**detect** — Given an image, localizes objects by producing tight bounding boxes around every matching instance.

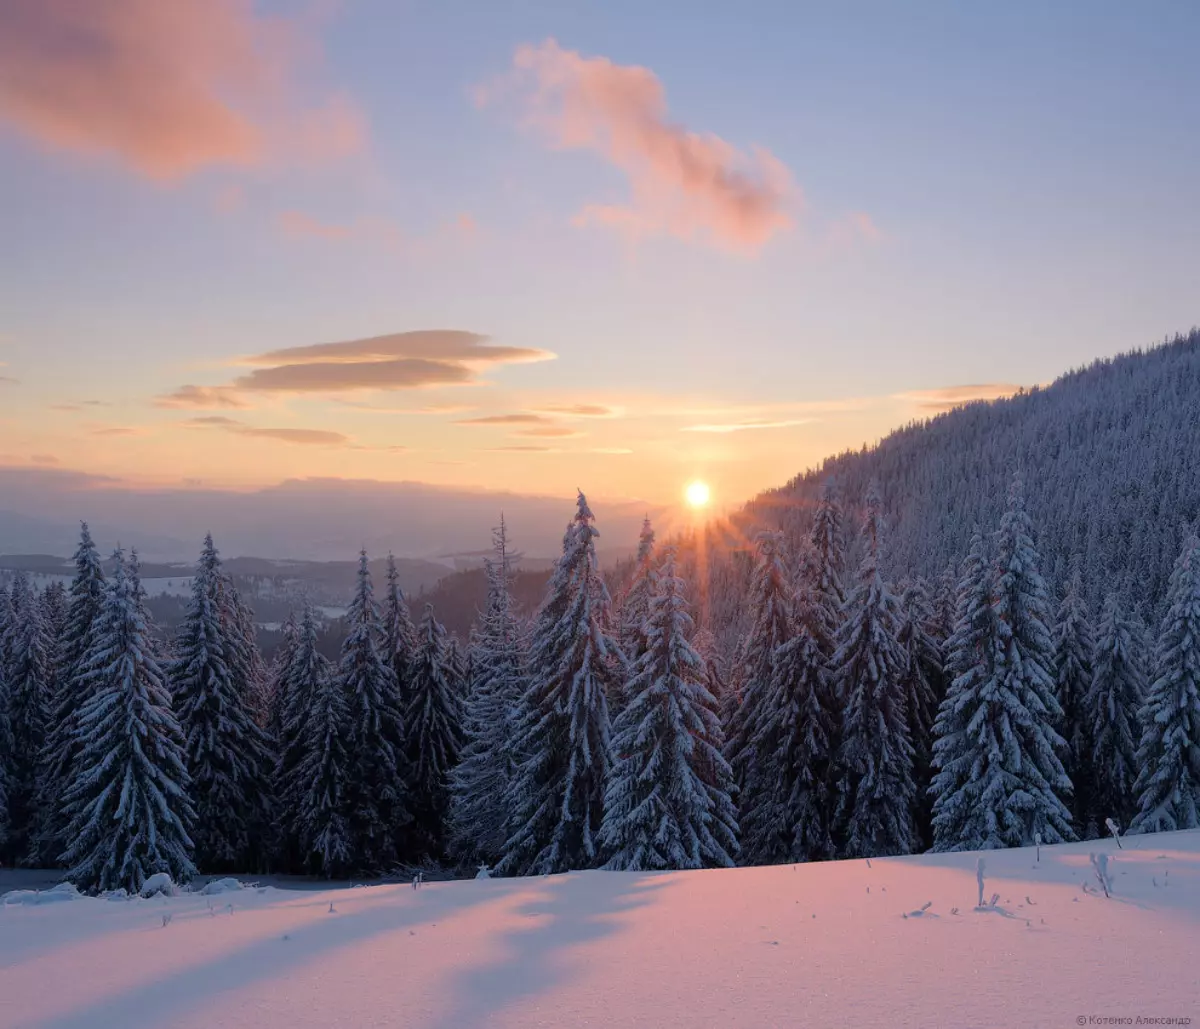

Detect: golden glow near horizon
[685,480,712,509]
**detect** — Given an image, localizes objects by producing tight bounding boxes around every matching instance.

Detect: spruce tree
[832,485,916,858]
[601,548,738,870]
[498,491,620,876]
[738,586,836,864]
[1087,593,1145,834]
[39,523,107,866]
[1053,572,1096,834]
[930,481,1075,851]
[4,572,51,864]
[382,554,418,713]
[618,516,657,665]
[724,530,792,794]
[895,578,943,849]
[451,519,525,864]
[275,603,330,868]
[171,534,274,872]
[266,610,299,743]
[60,551,195,893]
[0,586,11,850]
[1130,535,1200,834]
[809,479,847,646]
[338,550,408,871]
[405,603,463,859]
[294,646,352,877]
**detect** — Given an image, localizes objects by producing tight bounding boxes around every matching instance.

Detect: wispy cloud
[486,445,557,453]
[277,210,401,248]
[0,375,19,385]
[90,426,145,437]
[480,38,795,253]
[456,413,551,426]
[895,384,1025,412]
[182,415,350,447]
[515,425,582,438]
[0,0,366,179]
[532,403,617,417]
[154,385,250,410]
[681,418,812,434]
[31,453,59,466]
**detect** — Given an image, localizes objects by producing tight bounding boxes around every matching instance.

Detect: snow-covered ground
[2,831,1197,1029]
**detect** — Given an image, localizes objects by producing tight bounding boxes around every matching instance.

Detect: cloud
[486,445,557,453]
[0,0,366,180]
[49,403,82,412]
[682,418,812,433]
[0,375,19,385]
[896,384,1025,412]
[213,331,555,398]
[182,415,349,446]
[31,453,59,465]
[482,38,794,253]
[516,425,582,438]
[90,426,144,437]
[591,447,632,454]
[827,210,883,248]
[533,403,616,417]
[213,184,246,214]
[456,413,552,426]
[154,385,250,409]
[277,209,401,247]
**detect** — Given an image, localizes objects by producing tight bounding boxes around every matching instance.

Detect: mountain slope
[747,328,1200,621]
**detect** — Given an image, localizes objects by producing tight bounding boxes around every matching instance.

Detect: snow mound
[199,878,246,895]
[138,873,177,898]
[1,882,81,906]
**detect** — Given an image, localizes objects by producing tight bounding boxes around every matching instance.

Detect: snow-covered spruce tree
[618,516,657,667]
[832,485,916,858]
[37,523,108,867]
[266,610,299,743]
[451,519,526,864]
[383,554,418,713]
[171,534,275,872]
[4,572,51,865]
[1086,593,1145,834]
[809,479,847,645]
[60,551,196,893]
[404,603,464,860]
[294,643,353,878]
[894,578,943,850]
[930,481,1075,852]
[738,585,836,864]
[1053,572,1096,834]
[338,550,408,871]
[724,530,792,795]
[498,491,620,876]
[275,603,331,869]
[1130,535,1200,834]
[219,578,272,730]
[601,547,738,870]
[0,587,11,850]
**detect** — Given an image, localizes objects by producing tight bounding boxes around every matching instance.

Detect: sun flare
[685,480,711,509]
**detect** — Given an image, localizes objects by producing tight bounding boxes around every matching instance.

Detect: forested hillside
[742,329,1200,623]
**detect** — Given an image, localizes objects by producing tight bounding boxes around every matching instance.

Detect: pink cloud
[827,210,884,249]
[277,209,401,247]
[484,39,795,253]
[0,0,366,180]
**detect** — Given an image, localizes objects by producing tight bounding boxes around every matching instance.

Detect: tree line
[2,476,1198,893]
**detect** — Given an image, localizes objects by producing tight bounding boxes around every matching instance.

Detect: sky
[2,0,1199,520]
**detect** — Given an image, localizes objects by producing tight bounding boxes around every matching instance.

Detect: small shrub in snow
[139,872,177,898]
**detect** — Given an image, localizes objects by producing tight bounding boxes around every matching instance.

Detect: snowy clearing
[2,831,1197,1029]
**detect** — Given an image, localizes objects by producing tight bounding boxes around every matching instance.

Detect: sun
[685,480,711,509]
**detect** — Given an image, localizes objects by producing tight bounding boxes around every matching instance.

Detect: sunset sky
[2,1,1198,514]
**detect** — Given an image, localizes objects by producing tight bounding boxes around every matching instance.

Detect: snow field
[1,830,1197,1029]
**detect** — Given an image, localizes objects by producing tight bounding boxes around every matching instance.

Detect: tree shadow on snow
[425,869,670,1029]
[26,881,503,1029]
